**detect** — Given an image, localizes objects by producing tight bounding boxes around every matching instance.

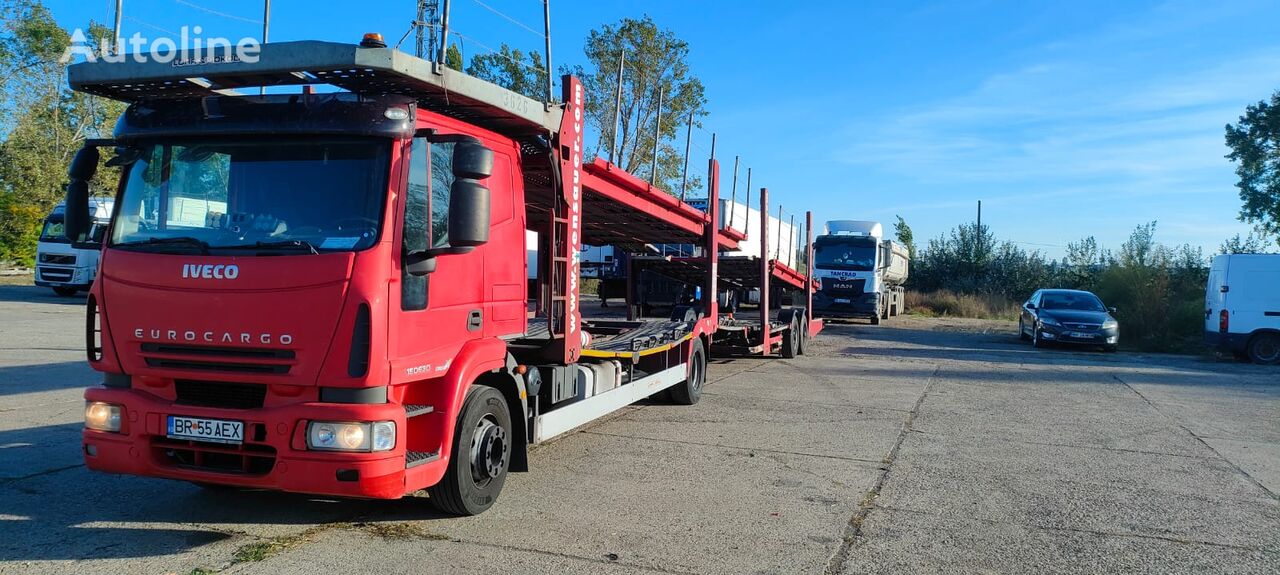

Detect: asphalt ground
[0,284,1276,574]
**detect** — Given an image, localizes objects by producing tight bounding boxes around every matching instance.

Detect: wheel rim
[1253,337,1280,362]
[469,415,508,486]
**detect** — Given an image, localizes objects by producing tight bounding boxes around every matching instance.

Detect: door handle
[467,309,483,332]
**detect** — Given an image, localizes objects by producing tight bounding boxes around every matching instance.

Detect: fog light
[84,401,122,432]
[1042,332,1056,340]
[307,421,395,452]
[1106,336,1118,344]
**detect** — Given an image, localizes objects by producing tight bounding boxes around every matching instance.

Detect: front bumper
[813,292,878,318]
[35,265,94,288]
[1039,324,1119,346]
[82,386,409,499]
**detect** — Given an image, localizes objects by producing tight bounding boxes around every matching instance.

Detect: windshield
[815,240,877,271]
[39,217,66,243]
[110,139,389,253]
[1041,292,1107,312]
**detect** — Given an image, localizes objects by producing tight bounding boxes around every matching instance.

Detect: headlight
[84,401,122,432]
[307,421,395,452]
[1040,317,1061,327]
[1103,320,1118,330]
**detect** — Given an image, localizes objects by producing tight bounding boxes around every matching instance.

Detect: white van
[34,199,113,296]
[1205,254,1280,364]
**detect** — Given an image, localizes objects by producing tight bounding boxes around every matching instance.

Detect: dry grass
[905,289,1019,321]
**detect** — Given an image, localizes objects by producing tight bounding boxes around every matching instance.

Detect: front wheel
[670,338,706,405]
[1246,333,1280,365]
[1032,326,1046,348]
[429,386,512,516]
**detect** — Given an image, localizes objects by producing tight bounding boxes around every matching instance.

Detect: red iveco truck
[63,36,820,515]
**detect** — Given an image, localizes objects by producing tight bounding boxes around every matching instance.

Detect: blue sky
[44,0,1280,258]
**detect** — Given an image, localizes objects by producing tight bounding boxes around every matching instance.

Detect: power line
[470,0,546,38]
[172,0,262,25]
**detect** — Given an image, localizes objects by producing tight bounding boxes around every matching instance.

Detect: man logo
[182,263,239,279]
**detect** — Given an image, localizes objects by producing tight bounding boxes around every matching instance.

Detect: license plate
[167,415,244,444]
[835,298,851,304]
[1069,332,1093,339]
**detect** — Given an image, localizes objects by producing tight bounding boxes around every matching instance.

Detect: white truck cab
[812,220,910,324]
[1205,254,1280,364]
[34,199,112,296]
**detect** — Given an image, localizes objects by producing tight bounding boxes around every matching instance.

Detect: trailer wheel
[1247,333,1280,365]
[797,317,808,356]
[782,320,799,359]
[429,386,512,516]
[670,338,706,405]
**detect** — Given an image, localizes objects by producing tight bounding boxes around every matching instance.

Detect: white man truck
[34,199,113,296]
[812,220,909,324]
[1205,254,1280,365]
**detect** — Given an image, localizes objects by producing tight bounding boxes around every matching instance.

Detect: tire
[797,316,808,356]
[670,338,706,405]
[782,320,799,359]
[1019,319,1030,341]
[869,313,881,325]
[429,386,512,516]
[1032,326,1046,348]
[1246,333,1280,365]
[53,287,79,297]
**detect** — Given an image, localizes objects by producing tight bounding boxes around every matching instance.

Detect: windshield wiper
[114,236,210,254]
[221,240,320,255]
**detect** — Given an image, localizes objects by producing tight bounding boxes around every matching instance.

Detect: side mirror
[1109,306,1118,315]
[63,146,100,242]
[447,141,493,247]
[404,252,438,276]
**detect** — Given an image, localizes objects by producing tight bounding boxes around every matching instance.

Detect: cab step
[405,450,440,468]
[403,404,434,418]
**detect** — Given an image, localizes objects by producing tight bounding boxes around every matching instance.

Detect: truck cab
[812,220,909,323]
[35,200,112,296]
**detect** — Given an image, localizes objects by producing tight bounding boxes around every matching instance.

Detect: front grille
[38,267,73,282]
[141,343,294,375]
[175,380,268,409]
[152,436,276,475]
[1062,323,1101,331]
[822,277,865,293]
[40,253,76,264]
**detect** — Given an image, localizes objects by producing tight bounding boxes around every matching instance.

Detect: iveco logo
[182,263,239,279]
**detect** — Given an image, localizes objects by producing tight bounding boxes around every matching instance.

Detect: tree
[466,43,546,101]
[893,215,916,260]
[444,43,463,72]
[0,2,123,265]
[1225,90,1280,248]
[565,16,707,193]
[1063,236,1103,290]
[1219,231,1270,254]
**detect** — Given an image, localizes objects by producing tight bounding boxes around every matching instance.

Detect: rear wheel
[429,386,512,516]
[52,287,78,297]
[1019,319,1030,341]
[1246,333,1280,365]
[670,338,706,405]
[781,320,799,359]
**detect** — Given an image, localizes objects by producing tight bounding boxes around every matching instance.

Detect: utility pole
[416,0,440,59]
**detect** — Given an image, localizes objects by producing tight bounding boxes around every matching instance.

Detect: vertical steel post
[625,256,637,321]
[113,0,123,54]
[775,204,783,261]
[649,85,663,186]
[729,156,739,229]
[437,0,452,66]
[610,51,624,164]
[680,112,693,200]
[260,0,270,95]
[806,211,814,329]
[759,187,771,355]
[788,214,796,268]
[743,168,752,230]
[542,0,553,106]
[703,157,720,322]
